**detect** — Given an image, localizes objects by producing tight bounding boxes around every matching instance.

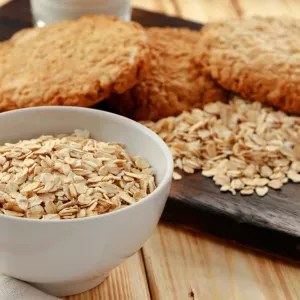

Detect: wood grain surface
[64,252,150,300]
[166,171,300,261]
[143,223,300,300]
[132,0,300,22]
[1,0,300,300]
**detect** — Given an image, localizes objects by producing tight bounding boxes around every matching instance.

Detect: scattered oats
[134,157,150,169]
[270,172,284,180]
[214,175,230,186]
[260,165,273,178]
[74,182,88,194]
[268,179,283,190]
[62,215,76,219]
[68,184,77,198]
[287,170,300,183]
[78,194,92,206]
[220,185,231,192]
[133,190,147,200]
[45,201,57,214]
[24,159,35,167]
[26,205,44,219]
[183,165,195,174]
[119,191,136,204]
[57,200,76,211]
[124,172,144,179]
[28,196,42,208]
[87,176,105,183]
[173,171,182,180]
[242,178,269,187]
[229,189,237,196]
[0,130,156,219]
[141,96,300,197]
[77,209,86,218]
[42,214,60,220]
[20,181,40,193]
[74,129,90,139]
[59,206,79,216]
[86,211,97,217]
[255,186,269,197]
[148,177,156,193]
[98,182,119,194]
[254,178,269,187]
[282,177,288,184]
[291,162,300,172]
[231,179,244,190]
[124,181,134,191]
[3,209,24,217]
[243,165,257,178]
[3,202,20,211]
[240,188,254,195]
[202,168,218,177]
[86,201,97,212]
[227,170,241,178]
[16,193,28,210]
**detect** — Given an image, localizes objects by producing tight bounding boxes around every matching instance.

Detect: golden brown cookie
[0,15,150,111]
[106,27,228,121]
[195,17,300,114]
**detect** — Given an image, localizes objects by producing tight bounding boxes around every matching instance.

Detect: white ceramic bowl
[0,107,173,297]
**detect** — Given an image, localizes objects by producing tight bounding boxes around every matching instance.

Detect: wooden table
[1,0,300,299]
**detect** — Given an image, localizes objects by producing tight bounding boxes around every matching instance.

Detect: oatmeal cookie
[195,17,300,114]
[0,15,150,111]
[106,27,228,121]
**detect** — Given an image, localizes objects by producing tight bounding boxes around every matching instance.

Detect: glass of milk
[30,0,132,27]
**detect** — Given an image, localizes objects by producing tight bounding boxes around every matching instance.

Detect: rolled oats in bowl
[0,129,156,220]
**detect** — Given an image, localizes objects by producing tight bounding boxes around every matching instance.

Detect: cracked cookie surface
[107,27,228,121]
[195,17,300,114]
[0,15,150,111]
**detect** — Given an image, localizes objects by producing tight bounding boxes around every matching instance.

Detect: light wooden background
[1,0,300,299]
[133,0,300,23]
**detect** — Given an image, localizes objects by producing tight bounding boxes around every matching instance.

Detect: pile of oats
[0,130,156,219]
[141,96,300,197]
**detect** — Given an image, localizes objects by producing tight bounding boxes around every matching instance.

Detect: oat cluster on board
[142,97,300,197]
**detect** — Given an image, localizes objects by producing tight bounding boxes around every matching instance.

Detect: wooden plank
[64,251,150,300]
[133,0,300,22]
[239,0,300,18]
[143,223,300,300]
[132,0,238,22]
[164,172,300,261]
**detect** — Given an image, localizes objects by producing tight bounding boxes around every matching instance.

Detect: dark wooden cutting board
[1,0,300,261]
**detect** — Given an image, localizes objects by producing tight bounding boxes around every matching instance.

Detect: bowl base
[30,272,109,297]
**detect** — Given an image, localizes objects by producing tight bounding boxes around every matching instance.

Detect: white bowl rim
[0,106,174,223]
